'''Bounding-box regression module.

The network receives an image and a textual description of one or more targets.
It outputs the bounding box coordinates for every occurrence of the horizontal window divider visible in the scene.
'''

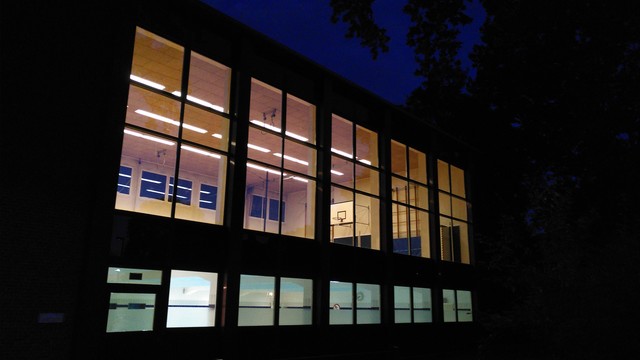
[168,304,216,308]
[179,139,229,157]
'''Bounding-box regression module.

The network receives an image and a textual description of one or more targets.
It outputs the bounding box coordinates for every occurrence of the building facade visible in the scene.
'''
[3,1,477,359]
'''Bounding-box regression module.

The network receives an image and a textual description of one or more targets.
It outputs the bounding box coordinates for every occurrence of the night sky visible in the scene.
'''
[201,0,484,105]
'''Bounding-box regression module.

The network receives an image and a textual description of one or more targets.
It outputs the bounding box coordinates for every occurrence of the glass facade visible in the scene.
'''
[105,26,475,340]
[330,115,380,249]
[438,160,471,264]
[116,27,230,225]
[391,140,431,257]
[244,79,317,238]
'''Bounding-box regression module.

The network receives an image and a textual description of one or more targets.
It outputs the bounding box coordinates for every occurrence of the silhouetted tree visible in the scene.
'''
[331,1,640,359]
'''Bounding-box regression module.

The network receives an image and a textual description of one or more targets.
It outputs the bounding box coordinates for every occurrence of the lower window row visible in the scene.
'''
[105,267,472,332]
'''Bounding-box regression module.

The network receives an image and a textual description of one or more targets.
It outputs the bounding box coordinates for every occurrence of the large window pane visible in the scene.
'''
[125,86,182,137]
[283,139,316,176]
[437,160,450,192]
[281,177,315,239]
[456,290,473,322]
[331,115,353,160]
[286,94,315,145]
[248,127,282,168]
[130,27,183,95]
[355,125,378,167]
[175,146,226,224]
[107,293,156,332]
[279,277,313,325]
[330,186,354,245]
[450,165,465,198]
[329,281,353,325]
[410,209,430,258]
[391,140,407,177]
[413,287,432,323]
[331,155,353,186]
[182,104,229,151]
[392,203,409,255]
[453,220,470,264]
[356,283,380,324]
[442,289,456,322]
[355,164,379,196]
[250,79,282,132]
[244,164,282,234]
[356,194,379,250]
[167,270,218,328]
[238,275,275,326]
[187,51,230,113]
[408,147,427,184]
[394,286,411,323]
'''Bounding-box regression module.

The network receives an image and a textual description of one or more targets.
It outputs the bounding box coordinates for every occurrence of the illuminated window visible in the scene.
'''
[238,274,313,326]
[244,79,316,238]
[330,115,380,250]
[116,27,230,225]
[391,140,430,258]
[167,270,218,328]
[393,286,432,323]
[329,281,380,324]
[438,160,471,264]
[442,289,473,322]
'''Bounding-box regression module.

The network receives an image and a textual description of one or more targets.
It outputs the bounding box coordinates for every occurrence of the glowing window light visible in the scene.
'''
[247,162,284,176]
[212,133,223,139]
[124,129,175,146]
[250,120,309,142]
[130,74,165,90]
[330,170,344,176]
[273,153,309,166]
[172,91,225,112]
[181,145,221,159]
[135,109,207,134]
[247,143,271,153]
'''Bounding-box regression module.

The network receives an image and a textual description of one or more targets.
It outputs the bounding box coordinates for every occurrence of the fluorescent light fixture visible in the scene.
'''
[273,153,308,166]
[117,184,131,188]
[285,131,308,142]
[135,109,207,134]
[247,143,271,153]
[212,133,223,139]
[124,128,175,146]
[169,184,192,191]
[291,176,308,183]
[146,189,165,195]
[331,147,353,158]
[247,162,283,176]
[200,190,211,194]
[330,147,371,165]
[130,74,165,90]
[330,169,344,176]
[181,145,221,159]
[250,119,308,142]
[141,178,162,184]
[172,91,225,112]
[251,119,281,133]
[199,200,213,204]
[118,172,131,178]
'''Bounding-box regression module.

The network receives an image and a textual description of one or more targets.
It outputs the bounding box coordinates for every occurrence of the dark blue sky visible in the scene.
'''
[202,0,484,105]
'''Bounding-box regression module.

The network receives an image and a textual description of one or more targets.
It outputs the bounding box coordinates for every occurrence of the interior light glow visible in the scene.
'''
[119,172,131,178]
[135,109,207,134]
[273,153,309,166]
[285,131,309,142]
[124,128,175,146]
[247,143,271,153]
[172,91,225,112]
[181,145,221,159]
[358,159,372,165]
[331,147,353,158]
[199,200,213,204]
[130,74,165,90]
[118,184,131,188]
[169,184,192,191]
[212,133,223,139]
[146,189,165,195]
[200,190,211,194]
[250,119,281,133]
[292,176,309,183]
[330,170,344,176]
[250,120,309,142]
[247,162,283,176]
[141,178,162,184]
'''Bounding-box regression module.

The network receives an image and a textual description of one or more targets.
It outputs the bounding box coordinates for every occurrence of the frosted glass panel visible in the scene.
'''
[107,293,155,332]
[329,281,353,324]
[457,290,473,322]
[442,289,456,322]
[238,275,275,326]
[166,270,217,328]
[279,277,313,325]
[394,286,411,323]
[413,287,432,323]
[356,283,380,324]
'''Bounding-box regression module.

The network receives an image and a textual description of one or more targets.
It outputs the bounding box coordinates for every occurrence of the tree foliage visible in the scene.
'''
[331,1,640,359]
